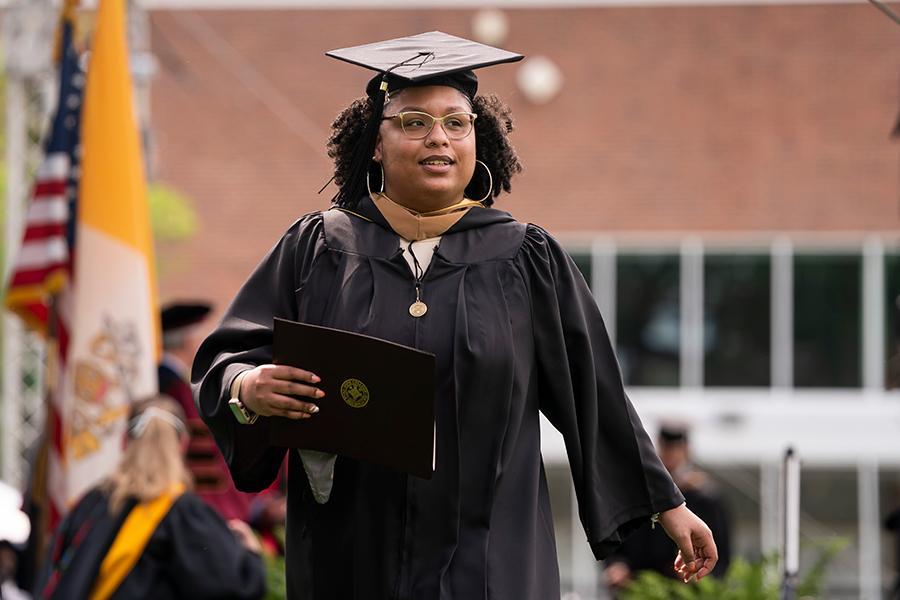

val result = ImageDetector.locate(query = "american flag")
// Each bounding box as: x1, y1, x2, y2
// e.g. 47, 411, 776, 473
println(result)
4, 13, 84, 532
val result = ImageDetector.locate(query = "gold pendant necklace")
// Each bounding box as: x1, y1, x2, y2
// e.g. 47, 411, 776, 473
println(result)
409, 300, 428, 318
408, 270, 428, 318
406, 241, 429, 319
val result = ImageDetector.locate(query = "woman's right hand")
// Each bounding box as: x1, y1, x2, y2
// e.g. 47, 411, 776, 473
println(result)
239, 364, 324, 419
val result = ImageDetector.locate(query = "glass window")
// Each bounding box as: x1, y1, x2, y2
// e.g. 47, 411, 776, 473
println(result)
616, 254, 680, 386
567, 251, 592, 290
886, 253, 900, 390
794, 254, 862, 388
545, 463, 574, 590
704, 254, 771, 387
800, 468, 859, 597
703, 465, 762, 560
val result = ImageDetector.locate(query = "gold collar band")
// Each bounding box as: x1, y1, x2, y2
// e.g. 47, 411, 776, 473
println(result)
370, 193, 482, 241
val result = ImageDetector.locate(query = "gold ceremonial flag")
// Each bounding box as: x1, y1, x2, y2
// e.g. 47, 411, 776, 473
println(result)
61, 0, 159, 506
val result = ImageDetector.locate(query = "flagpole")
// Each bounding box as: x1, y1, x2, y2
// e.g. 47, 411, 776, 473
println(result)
33, 293, 59, 560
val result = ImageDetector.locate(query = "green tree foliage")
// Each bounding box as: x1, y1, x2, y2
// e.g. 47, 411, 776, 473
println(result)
147, 182, 197, 242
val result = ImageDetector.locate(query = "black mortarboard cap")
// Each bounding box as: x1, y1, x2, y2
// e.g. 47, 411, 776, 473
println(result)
659, 423, 689, 443
326, 32, 523, 207
161, 301, 212, 332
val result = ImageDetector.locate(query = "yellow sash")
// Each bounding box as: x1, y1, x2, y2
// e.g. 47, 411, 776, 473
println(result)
89, 484, 185, 600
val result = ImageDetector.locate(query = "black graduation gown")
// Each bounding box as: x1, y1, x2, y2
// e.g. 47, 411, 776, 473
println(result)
192, 197, 684, 600
36, 488, 266, 600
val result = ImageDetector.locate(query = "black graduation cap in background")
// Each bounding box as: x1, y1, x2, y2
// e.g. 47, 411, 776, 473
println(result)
326, 31, 523, 207
161, 301, 212, 332
659, 423, 690, 443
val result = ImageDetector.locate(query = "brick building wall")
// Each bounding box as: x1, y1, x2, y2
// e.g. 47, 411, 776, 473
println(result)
148, 5, 900, 307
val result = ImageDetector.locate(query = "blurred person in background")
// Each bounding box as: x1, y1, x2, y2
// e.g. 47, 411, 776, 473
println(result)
0, 481, 32, 600
604, 424, 731, 592
35, 396, 265, 600
248, 487, 287, 557
886, 506, 900, 600
193, 32, 717, 600
160, 301, 256, 522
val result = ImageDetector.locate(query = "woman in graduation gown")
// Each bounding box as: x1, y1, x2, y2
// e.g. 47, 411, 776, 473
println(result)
193, 32, 717, 600
35, 397, 266, 600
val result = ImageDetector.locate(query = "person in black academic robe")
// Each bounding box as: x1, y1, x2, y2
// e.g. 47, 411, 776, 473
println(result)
193, 32, 716, 600
886, 507, 900, 600
34, 396, 266, 600
35, 487, 266, 600
193, 199, 707, 598
159, 301, 258, 522
604, 426, 731, 592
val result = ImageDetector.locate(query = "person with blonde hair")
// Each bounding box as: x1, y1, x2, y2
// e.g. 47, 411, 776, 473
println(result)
35, 396, 266, 600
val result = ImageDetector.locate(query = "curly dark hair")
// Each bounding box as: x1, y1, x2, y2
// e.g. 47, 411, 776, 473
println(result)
326, 93, 523, 208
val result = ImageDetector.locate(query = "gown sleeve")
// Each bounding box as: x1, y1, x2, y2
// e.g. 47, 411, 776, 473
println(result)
165, 493, 266, 600
191, 213, 326, 492
519, 224, 685, 560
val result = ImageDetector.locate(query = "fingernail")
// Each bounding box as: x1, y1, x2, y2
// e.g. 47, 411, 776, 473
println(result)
311, 374, 321, 383
309, 405, 319, 414
316, 389, 325, 398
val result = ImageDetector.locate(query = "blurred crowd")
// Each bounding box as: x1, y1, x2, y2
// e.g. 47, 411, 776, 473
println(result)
0, 302, 286, 600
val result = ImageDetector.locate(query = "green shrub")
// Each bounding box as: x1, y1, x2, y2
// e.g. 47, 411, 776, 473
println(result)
620, 538, 847, 600
265, 553, 287, 600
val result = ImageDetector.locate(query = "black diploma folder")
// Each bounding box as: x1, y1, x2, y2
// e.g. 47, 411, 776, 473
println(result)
270, 318, 436, 479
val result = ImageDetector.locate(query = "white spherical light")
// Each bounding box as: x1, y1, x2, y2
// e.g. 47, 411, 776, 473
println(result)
471, 9, 509, 47
516, 56, 564, 105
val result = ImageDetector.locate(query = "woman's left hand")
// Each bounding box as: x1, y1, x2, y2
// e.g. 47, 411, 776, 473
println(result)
658, 503, 718, 582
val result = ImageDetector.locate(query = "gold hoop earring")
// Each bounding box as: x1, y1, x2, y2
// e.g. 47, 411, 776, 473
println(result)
366, 160, 385, 196
471, 160, 493, 203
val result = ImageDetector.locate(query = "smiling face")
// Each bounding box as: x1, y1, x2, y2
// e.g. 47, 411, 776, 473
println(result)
374, 85, 477, 213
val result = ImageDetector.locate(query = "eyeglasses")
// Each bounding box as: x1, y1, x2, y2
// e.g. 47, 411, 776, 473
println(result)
382, 111, 477, 140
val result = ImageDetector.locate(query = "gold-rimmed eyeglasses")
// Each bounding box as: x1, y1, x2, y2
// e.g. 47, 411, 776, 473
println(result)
382, 111, 477, 140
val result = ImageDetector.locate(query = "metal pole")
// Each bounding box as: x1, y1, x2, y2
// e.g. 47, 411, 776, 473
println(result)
863, 236, 886, 391
858, 461, 882, 600
591, 238, 616, 347
569, 478, 600, 599
680, 237, 704, 388
760, 461, 781, 562
771, 237, 793, 388
781, 447, 800, 600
